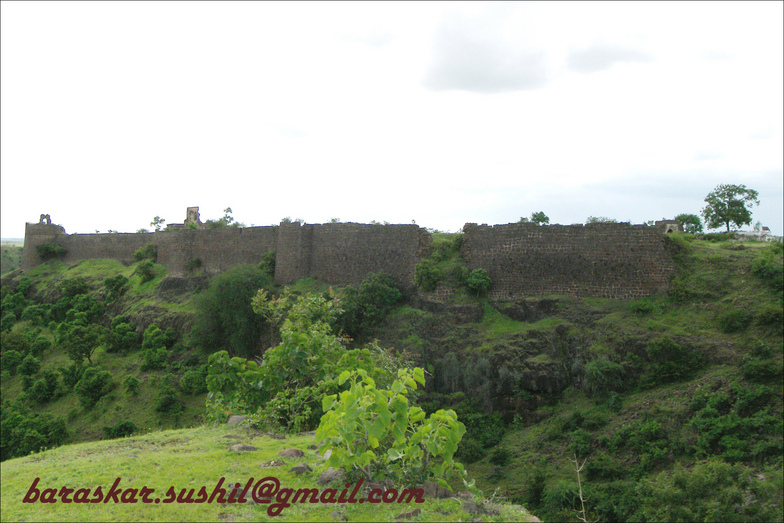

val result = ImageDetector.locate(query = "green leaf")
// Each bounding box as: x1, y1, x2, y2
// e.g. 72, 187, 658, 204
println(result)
413, 367, 425, 386
338, 370, 351, 385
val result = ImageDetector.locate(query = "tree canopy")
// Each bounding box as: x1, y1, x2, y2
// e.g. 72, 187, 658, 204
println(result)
701, 184, 759, 232
674, 213, 703, 235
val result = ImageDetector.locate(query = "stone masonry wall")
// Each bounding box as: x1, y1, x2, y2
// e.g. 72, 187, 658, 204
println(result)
22, 219, 675, 300
462, 222, 675, 300
308, 223, 429, 291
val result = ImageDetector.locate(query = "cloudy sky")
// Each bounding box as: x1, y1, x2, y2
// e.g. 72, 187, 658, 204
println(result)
2, 1, 782, 238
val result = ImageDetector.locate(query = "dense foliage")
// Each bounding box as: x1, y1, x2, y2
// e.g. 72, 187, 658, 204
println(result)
190, 264, 274, 357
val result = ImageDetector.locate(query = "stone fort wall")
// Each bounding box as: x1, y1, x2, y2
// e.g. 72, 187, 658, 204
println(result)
462, 222, 675, 300
22, 219, 675, 299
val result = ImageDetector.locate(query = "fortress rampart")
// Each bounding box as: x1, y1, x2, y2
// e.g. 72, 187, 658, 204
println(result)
22, 217, 676, 300
462, 222, 675, 300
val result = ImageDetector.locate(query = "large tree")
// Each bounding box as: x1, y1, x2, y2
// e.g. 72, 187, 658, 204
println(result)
701, 184, 759, 232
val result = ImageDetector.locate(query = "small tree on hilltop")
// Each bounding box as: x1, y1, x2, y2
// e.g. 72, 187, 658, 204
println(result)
701, 184, 759, 232
519, 212, 550, 225
150, 216, 166, 232
674, 213, 703, 234
531, 211, 550, 225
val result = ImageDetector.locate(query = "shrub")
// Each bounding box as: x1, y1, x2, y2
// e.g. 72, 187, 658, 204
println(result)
258, 251, 276, 279
133, 243, 158, 262
333, 272, 402, 338
135, 259, 156, 283
107, 316, 139, 353
756, 304, 783, 332
21, 304, 49, 326
179, 366, 208, 395
155, 391, 183, 414
190, 264, 274, 358
57, 277, 89, 299
584, 358, 626, 397
59, 362, 84, 389
414, 259, 441, 292
30, 337, 51, 358
103, 275, 129, 301
456, 438, 485, 463
36, 242, 66, 260
316, 368, 468, 487
1, 350, 22, 376
17, 354, 41, 376
74, 366, 114, 408
717, 309, 752, 333
644, 337, 704, 385
0, 400, 69, 461
186, 258, 202, 271
466, 268, 492, 296
123, 375, 141, 395
28, 370, 61, 404
489, 447, 512, 466
103, 421, 137, 439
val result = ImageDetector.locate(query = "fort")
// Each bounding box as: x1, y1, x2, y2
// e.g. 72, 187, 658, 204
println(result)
21, 209, 677, 300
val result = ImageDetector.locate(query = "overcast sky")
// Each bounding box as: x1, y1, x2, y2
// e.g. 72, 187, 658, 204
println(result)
2, 1, 782, 238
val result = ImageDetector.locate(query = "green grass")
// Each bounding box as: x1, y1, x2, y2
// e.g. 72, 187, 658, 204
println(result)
0, 425, 539, 522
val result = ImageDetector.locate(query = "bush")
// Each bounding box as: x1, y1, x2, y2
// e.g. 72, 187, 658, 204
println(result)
57, 277, 89, 299
756, 304, 783, 332
456, 438, 485, 463
59, 362, 84, 389
489, 447, 512, 466
123, 375, 141, 395
102, 421, 137, 439
107, 316, 139, 353
36, 242, 66, 260
258, 251, 276, 279
133, 243, 158, 262
584, 358, 626, 397
155, 391, 183, 414
74, 366, 114, 408
1, 400, 69, 461
333, 272, 402, 339
414, 259, 441, 292
186, 258, 202, 271
190, 264, 274, 358
28, 370, 61, 404
21, 304, 49, 326
30, 337, 51, 358
466, 268, 492, 296
135, 259, 156, 283
1, 350, 22, 376
179, 366, 208, 395
644, 337, 704, 385
717, 309, 752, 333
103, 275, 129, 301
17, 354, 41, 376
316, 368, 468, 487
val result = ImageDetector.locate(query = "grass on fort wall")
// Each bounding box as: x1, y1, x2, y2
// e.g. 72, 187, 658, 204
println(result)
0, 424, 538, 523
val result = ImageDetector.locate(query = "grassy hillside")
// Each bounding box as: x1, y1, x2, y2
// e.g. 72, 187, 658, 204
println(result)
0, 424, 538, 522
1, 233, 782, 522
